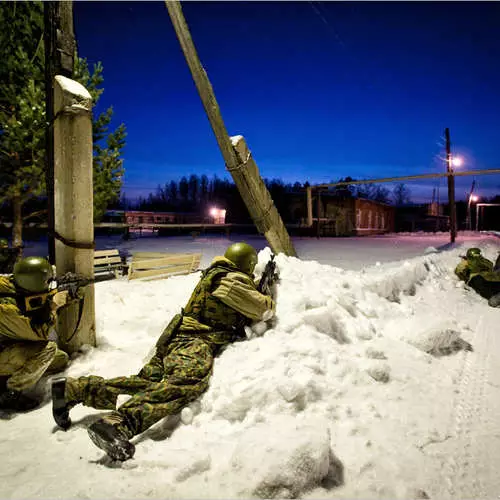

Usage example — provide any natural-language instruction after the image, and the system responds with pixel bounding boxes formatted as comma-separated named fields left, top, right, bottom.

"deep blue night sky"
left=73, top=1, right=500, bottom=202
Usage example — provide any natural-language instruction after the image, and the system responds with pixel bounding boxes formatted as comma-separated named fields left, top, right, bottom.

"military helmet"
left=0, top=238, right=8, bottom=248
left=224, top=242, right=258, bottom=275
left=13, top=256, right=54, bottom=293
left=466, top=248, right=481, bottom=260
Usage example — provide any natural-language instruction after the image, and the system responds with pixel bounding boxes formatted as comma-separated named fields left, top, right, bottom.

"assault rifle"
left=0, top=271, right=116, bottom=312
left=52, top=271, right=116, bottom=299
left=23, top=271, right=116, bottom=311
left=257, top=254, right=279, bottom=296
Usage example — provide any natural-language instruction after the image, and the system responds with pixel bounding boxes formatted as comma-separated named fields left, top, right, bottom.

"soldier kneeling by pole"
left=0, top=257, right=104, bottom=411
left=51, top=242, right=278, bottom=462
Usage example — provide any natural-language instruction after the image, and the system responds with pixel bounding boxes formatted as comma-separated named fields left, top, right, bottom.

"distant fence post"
left=306, top=186, right=313, bottom=227
left=53, top=75, right=96, bottom=353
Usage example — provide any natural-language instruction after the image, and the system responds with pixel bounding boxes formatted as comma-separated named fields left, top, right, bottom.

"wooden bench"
left=94, top=249, right=125, bottom=276
left=128, top=252, right=202, bottom=281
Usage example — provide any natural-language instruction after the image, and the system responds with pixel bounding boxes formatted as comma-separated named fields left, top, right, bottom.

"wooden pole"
left=445, top=128, right=457, bottom=243
left=54, top=76, right=95, bottom=353
left=164, top=0, right=296, bottom=257
left=44, top=1, right=75, bottom=265
left=44, top=2, right=56, bottom=265
left=306, top=185, right=313, bottom=227
left=316, top=189, right=321, bottom=239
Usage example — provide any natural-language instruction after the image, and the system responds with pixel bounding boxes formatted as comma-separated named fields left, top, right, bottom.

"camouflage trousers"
left=0, top=340, right=69, bottom=391
left=65, top=337, right=214, bottom=439
left=469, top=273, right=500, bottom=300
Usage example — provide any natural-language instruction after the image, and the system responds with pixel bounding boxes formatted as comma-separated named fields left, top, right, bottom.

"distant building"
left=394, top=204, right=449, bottom=232
left=287, top=192, right=395, bottom=236
left=104, top=211, right=204, bottom=225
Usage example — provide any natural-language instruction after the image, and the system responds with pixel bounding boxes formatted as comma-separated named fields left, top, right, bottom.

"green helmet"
left=224, top=242, right=258, bottom=275
left=466, top=248, right=481, bottom=260
left=0, top=238, right=8, bottom=248
left=13, top=256, right=54, bottom=293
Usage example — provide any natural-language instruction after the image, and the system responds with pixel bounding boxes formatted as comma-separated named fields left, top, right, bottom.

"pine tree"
left=0, top=1, right=126, bottom=247
left=0, top=1, right=46, bottom=247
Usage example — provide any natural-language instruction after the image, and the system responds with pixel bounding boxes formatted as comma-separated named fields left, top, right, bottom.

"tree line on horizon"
left=109, top=174, right=414, bottom=223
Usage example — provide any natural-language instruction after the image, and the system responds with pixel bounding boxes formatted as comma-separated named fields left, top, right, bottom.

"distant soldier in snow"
left=0, top=238, right=20, bottom=274
left=455, top=247, right=500, bottom=307
left=0, top=257, right=70, bottom=411
left=51, top=242, right=276, bottom=462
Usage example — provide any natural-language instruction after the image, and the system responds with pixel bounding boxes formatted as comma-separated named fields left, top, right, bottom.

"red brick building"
left=353, top=198, right=395, bottom=235
left=287, top=192, right=395, bottom=236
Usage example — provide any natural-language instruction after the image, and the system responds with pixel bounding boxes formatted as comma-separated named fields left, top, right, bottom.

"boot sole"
left=51, top=379, right=72, bottom=430
left=87, top=426, right=136, bottom=461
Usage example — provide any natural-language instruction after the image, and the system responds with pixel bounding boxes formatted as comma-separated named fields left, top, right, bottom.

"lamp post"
left=467, top=194, right=479, bottom=230
left=445, top=128, right=458, bottom=242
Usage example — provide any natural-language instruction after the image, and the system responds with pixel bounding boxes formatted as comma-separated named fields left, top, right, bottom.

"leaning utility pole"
left=44, top=1, right=76, bottom=264
left=165, top=0, right=296, bottom=257
left=445, top=128, right=457, bottom=243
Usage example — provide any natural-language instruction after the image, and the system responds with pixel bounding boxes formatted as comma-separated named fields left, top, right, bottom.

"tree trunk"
left=12, top=194, right=23, bottom=254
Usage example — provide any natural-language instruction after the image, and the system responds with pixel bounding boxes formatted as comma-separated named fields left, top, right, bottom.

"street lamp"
left=451, top=156, right=463, bottom=168
left=209, top=207, right=227, bottom=224
left=467, top=194, right=479, bottom=230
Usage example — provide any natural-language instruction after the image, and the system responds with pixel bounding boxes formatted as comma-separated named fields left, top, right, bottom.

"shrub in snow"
left=229, top=416, right=340, bottom=498
left=366, top=363, right=391, bottom=383
left=365, top=346, right=387, bottom=360
left=398, top=319, right=471, bottom=356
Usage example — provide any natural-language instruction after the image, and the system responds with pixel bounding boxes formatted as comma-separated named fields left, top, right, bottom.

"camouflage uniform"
left=0, top=276, right=69, bottom=392
left=455, top=254, right=500, bottom=302
left=63, top=256, right=275, bottom=439
left=0, top=247, right=20, bottom=275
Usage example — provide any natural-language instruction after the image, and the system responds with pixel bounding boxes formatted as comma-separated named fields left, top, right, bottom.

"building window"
left=356, top=209, right=361, bottom=228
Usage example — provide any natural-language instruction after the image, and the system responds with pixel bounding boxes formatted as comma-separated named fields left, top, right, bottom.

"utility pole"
left=165, top=1, right=296, bottom=257
left=445, top=128, right=457, bottom=242
left=44, top=1, right=76, bottom=264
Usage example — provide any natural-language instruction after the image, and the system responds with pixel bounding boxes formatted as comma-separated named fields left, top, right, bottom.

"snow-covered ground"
left=2, top=233, right=500, bottom=499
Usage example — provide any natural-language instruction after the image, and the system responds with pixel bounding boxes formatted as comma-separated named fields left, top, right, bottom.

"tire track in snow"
left=442, top=309, right=500, bottom=499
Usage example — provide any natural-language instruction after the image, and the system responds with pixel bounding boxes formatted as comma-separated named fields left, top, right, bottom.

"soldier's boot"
left=488, top=293, right=500, bottom=308
left=87, top=416, right=135, bottom=461
left=0, top=389, right=40, bottom=411
left=51, top=377, right=72, bottom=430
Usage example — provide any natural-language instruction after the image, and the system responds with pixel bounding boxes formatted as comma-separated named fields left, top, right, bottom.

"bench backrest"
left=128, top=252, right=202, bottom=281
left=94, top=249, right=123, bottom=274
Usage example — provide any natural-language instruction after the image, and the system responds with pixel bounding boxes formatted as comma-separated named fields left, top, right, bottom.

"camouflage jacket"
left=0, top=276, right=54, bottom=343
left=176, top=256, right=275, bottom=345
left=455, top=256, right=494, bottom=284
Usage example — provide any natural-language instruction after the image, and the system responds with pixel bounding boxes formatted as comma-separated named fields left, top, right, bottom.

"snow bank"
left=1, top=236, right=499, bottom=499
